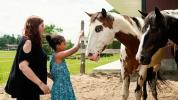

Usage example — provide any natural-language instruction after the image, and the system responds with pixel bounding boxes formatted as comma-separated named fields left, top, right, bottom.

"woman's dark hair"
left=24, top=16, right=43, bottom=46
left=46, top=35, right=65, bottom=51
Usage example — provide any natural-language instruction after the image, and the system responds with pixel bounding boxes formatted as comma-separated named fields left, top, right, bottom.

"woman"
left=5, top=16, right=50, bottom=100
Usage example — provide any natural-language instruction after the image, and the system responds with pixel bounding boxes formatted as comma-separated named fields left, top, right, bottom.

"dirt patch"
left=1, top=72, right=178, bottom=100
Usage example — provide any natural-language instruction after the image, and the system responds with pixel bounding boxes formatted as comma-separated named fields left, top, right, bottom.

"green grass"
left=0, top=51, right=16, bottom=84
left=67, top=54, right=120, bottom=74
left=0, top=51, right=15, bottom=73
left=0, top=50, right=120, bottom=84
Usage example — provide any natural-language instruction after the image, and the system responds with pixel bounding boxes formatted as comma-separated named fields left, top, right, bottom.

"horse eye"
left=95, top=25, right=103, bottom=33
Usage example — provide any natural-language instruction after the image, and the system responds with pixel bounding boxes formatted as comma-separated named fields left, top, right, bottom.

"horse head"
left=85, top=8, right=116, bottom=61
left=136, top=7, right=168, bottom=65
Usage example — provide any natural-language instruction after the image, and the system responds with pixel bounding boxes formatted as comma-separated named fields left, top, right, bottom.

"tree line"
left=0, top=24, right=74, bottom=54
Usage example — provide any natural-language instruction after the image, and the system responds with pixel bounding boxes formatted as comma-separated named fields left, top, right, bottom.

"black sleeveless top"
left=5, top=36, right=47, bottom=97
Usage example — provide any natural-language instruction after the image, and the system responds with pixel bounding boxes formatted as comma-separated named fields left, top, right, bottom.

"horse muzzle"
left=88, top=53, right=100, bottom=61
left=140, top=54, right=151, bottom=65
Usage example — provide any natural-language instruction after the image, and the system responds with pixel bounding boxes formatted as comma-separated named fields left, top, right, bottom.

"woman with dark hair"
left=5, top=16, right=50, bottom=100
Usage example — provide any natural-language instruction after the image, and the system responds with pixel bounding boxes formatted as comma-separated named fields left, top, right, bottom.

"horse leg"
left=149, top=64, right=160, bottom=100
left=135, top=65, right=147, bottom=100
left=121, top=66, right=130, bottom=100
left=149, top=71, right=158, bottom=100
left=175, top=48, right=178, bottom=69
left=142, top=80, right=147, bottom=100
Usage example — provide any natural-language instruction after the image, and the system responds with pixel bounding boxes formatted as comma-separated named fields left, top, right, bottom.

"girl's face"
left=38, top=22, right=44, bottom=34
left=57, top=41, right=66, bottom=51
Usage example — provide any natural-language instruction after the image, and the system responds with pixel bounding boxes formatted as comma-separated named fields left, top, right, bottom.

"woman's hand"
left=38, top=82, right=50, bottom=94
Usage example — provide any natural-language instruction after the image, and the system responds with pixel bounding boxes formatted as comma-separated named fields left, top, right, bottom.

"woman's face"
left=38, top=22, right=44, bottom=34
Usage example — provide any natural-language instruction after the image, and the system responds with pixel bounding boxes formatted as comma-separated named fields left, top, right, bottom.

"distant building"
left=106, top=0, right=141, bottom=17
left=142, top=0, right=178, bottom=12
left=6, top=44, right=17, bottom=50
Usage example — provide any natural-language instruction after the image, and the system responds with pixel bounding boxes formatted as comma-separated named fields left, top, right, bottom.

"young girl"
left=46, top=31, right=83, bottom=100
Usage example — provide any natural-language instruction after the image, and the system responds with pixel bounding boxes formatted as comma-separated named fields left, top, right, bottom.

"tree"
left=66, top=40, right=73, bottom=50
left=107, top=40, right=121, bottom=49
left=44, top=24, right=63, bottom=34
left=0, top=34, right=20, bottom=50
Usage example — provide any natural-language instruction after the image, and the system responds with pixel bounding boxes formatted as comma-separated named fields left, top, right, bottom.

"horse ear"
left=138, top=10, right=148, bottom=18
left=155, top=7, right=163, bottom=18
left=101, top=8, right=107, bottom=18
left=85, top=12, right=92, bottom=17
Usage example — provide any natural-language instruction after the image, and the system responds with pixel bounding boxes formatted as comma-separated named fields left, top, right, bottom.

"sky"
left=0, top=0, right=113, bottom=43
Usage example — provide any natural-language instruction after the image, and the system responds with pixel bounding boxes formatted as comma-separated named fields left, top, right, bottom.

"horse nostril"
left=88, top=53, right=93, bottom=56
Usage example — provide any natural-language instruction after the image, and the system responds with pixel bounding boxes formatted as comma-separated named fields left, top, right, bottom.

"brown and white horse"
left=85, top=8, right=163, bottom=100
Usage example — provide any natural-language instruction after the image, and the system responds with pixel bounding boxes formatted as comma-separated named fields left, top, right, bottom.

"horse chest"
left=121, top=46, right=139, bottom=75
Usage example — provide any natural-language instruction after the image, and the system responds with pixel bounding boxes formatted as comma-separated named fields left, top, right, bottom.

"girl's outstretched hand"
left=79, top=31, right=84, bottom=39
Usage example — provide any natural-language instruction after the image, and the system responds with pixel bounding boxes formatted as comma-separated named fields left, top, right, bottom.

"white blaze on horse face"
left=86, top=20, right=115, bottom=56
left=136, top=25, right=150, bottom=61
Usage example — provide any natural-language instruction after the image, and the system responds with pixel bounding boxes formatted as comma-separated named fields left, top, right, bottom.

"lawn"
left=0, top=50, right=120, bottom=84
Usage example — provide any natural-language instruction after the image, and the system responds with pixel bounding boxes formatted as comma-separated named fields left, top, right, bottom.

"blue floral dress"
left=50, top=55, right=76, bottom=100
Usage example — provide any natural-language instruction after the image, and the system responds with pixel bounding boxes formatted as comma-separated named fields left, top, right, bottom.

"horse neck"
left=166, top=16, right=178, bottom=44
left=111, top=13, right=142, bottom=55
left=111, top=13, right=143, bottom=40
left=115, top=31, right=140, bottom=56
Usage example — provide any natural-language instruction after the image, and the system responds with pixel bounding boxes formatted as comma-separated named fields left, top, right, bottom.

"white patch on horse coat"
left=138, top=65, right=148, bottom=83
left=120, top=44, right=127, bottom=61
left=136, top=17, right=144, bottom=29
left=136, top=25, right=150, bottom=61
left=162, top=9, right=178, bottom=19
left=121, top=75, right=130, bottom=100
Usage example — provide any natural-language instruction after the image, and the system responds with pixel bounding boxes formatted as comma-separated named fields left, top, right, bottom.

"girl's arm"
left=19, top=40, right=50, bottom=94
left=56, top=31, right=84, bottom=59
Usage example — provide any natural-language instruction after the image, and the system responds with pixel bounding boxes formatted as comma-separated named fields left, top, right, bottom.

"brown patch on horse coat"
left=90, top=12, right=114, bottom=29
left=115, top=31, right=140, bottom=75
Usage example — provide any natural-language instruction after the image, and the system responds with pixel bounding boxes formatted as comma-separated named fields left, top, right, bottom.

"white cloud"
left=0, top=0, right=112, bottom=42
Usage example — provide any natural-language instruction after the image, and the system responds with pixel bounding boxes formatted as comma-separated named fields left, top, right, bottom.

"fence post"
left=80, top=20, right=85, bottom=74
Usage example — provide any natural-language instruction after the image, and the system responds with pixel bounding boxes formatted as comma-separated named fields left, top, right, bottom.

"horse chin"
left=89, top=46, right=106, bottom=61
left=88, top=53, right=100, bottom=61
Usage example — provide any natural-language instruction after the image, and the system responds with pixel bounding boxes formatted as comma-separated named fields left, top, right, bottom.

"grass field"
left=0, top=50, right=120, bottom=84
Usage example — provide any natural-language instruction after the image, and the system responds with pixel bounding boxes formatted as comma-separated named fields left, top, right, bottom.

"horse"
left=85, top=8, right=164, bottom=100
left=136, top=7, right=178, bottom=66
